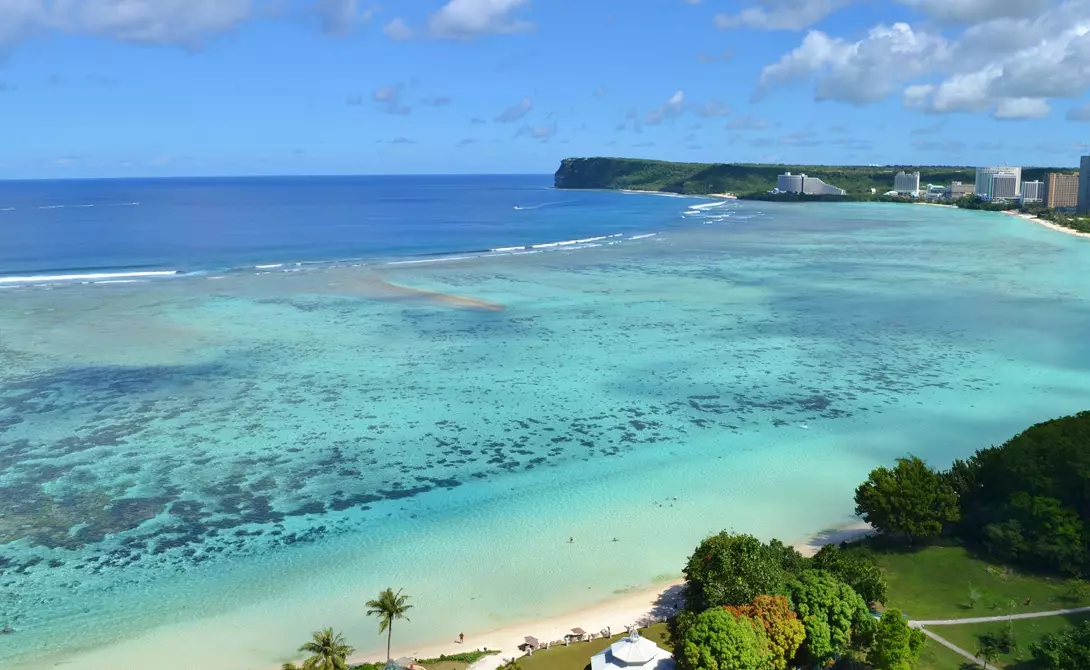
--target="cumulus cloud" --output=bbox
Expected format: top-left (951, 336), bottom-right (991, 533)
top-left (895, 0), bottom-right (1053, 25)
top-left (495, 97), bottom-right (532, 123)
top-left (51, 0), bottom-right (251, 45)
top-left (429, 0), bottom-right (533, 39)
top-left (715, 0), bottom-right (853, 31)
top-left (994, 97), bottom-right (1051, 120)
top-left (314, 0), bottom-right (373, 36)
top-left (758, 1), bottom-right (1090, 121)
top-left (384, 18), bottom-right (414, 41)
top-left (756, 23), bottom-right (949, 105)
top-left (646, 90), bottom-right (685, 124)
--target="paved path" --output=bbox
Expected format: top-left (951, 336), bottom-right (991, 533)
top-left (912, 605), bottom-right (1090, 627)
top-left (919, 628), bottom-right (987, 667)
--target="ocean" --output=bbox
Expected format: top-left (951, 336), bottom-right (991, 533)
top-left (2, 175), bottom-right (1090, 669)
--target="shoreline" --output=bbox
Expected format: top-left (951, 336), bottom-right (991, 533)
top-left (337, 521), bottom-right (873, 669)
top-left (1004, 210), bottom-right (1090, 239)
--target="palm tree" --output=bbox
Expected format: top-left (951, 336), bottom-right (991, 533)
top-left (366, 587), bottom-right (413, 662)
top-left (286, 628), bottom-right (355, 670)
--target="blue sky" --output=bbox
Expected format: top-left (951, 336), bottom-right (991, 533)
top-left (1, 0), bottom-right (1089, 178)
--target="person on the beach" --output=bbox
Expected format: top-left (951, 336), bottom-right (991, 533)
top-left (568, 536), bottom-right (573, 543)
top-left (459, 632), bottom-right (464, 644)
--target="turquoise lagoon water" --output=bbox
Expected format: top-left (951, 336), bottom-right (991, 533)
top-left (2, 196), bottom-right (1090, 668)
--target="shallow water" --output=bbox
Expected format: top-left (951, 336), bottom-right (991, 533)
top-left (2, 196), bottom-right (1090, 669)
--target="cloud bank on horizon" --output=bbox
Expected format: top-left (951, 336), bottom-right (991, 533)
top-left (1, 0), bottom-right (1089, 177)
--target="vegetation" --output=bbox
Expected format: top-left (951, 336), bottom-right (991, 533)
top-left (935, 612), bottom-right (1090, 669)
top-left (813, 544), bottom-right (888, 605)
top-left (553, 157), bottom-right (1065, 200)
top-left (949, 411), bottom-right (1090, 576)
top-left (1019, 204), bottom-right (1090, 234)
top-left (366, 588), bottom-right (413, 662)
top-left (283, 628), bottom-right (355, 670)
top-left (516, 623), bottom-right (672, 670)
top-left (788, 569), bottom-right (875, 664)
top-left (677, 608), bottom-right (771, 670)
top-left (723, 595), bottom-right (805, 670)
top-left (682, 532), bottom-right (803, 610)
top-left (854, 456), bottom-right (960, 543)
top-left (868, 610), bottom-right (926, 670)
top-left (1031, 619), bottom-right (1090, 668)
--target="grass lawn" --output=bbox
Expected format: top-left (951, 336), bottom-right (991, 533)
top-left (916, 638), bottom-right (976, 670)
top-left (854, 544), bottom-right (1090, 621)
top-left (516, 623), bottom-right (672, 670)
top-left (928, 611), bottom-right (1090, 669)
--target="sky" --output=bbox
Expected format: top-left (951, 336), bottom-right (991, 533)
top-left (1, 0), bottom-right (1089, 178)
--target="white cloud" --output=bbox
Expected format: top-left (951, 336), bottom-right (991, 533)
top-left (756, 23), bottom-right (948, 105)
top-left (314, 0), bottom-right (372, 36)
top-left (646, 90), bottom-right (685, 124)
top-left (384, 18), bottom-right (414, 41)
top-left (993, 97), bottom-right (1051, 120)
top-left (53, 0), bottom-right (251, 45)
top-left (0, 0), bottom-right (251, 46)
top-left (495, 97), bottom-right (532, 123)
top-left (715, 0), bottom-right (853, 31)
top-left (429, 0), bottom-right (533, 40)
top-left (895, 0), bottom-right (1053, 25)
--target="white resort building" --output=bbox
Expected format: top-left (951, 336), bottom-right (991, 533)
top-left (893, 171), bottom-right (920, 196)
top-left (975, 166), bottom-right (1022, 199)
top-left (591, 628), bottom-right (675, 670)
top-left (775, 172), bottom-right (846, 196)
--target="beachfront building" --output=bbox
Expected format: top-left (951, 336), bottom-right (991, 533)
top-left (1045, 173), bottom-right (1078, 209)
top-left (591, 628), bottom-right (674, 670)
top-left (1078, 156), bottom-right (1090, 214)
top-left (893, 171), bottom-right (921, 196)
top-left (946, 181), bottom-right (974, 199)
top-left (775, 172), bottom-right (846, 196)
top-left (975, 166), bottom-right (1022, 198)
top-left (1021, 181), bottom-right (1044, 205)
top-left (922, 184), bottom-right (946, 201)
top-left (986, 173), bottom-right (1019, 201)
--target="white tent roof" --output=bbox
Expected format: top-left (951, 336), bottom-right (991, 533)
top-left (590, 630), bottom-right (674, 670)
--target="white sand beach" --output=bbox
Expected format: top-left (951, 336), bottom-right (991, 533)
top-left (364, 522), bottom-right (874, 670)
top-left (1005, 210), bottom-right (1090, 240)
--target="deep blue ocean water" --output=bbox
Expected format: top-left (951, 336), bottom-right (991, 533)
top-left (0, 175), bottom-right (694, 278)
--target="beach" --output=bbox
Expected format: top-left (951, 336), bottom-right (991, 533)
top-left (358, 522), bottom-right (875, 670)
top-left (1005, 210), bottom-right (1090, 239)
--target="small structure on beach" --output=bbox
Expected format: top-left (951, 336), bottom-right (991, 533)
top-left (384, 657), bottom-right (416, 670)
top-left (519, 636), bottom-right (542, 653)
top-left (567, 628), bottom-right (587, 643)
top-left (590, 627), bottom-right (674, 670)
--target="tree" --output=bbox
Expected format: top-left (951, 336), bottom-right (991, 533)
top-left (366, 587), bottom-right (413, 662)
top-left (683, 532), bottom-right (805, 611)
top-left (977, 639), bottom-right (1000, 670)
top-left (953, 411), bottom-right (1090, 576)
top-left (677, 607), bottom-right (772, 670)
top-left (867, 609), bottom-right (925, 670)
top-left (284, 628), bottom-right (355, 670)
top-left (723, 595), bottom-right (805, 670)
top-left (787, 570), bottom-right (875, 665)
top-left (1031, 620), bottom-right (1090, 669)
top-left (812, 544), bottom-right (888, 605)
top-left (854, 456), bottom-right (959, 541)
